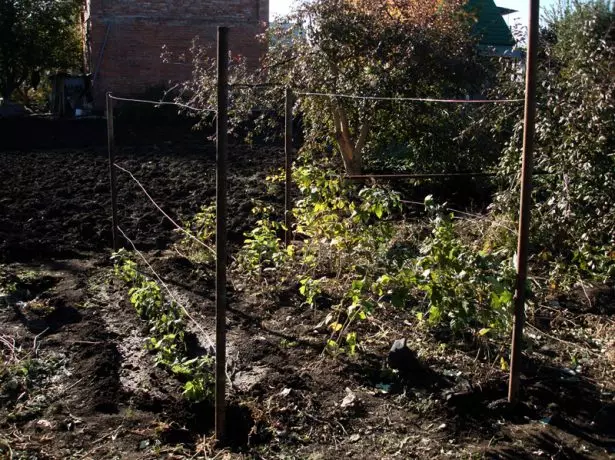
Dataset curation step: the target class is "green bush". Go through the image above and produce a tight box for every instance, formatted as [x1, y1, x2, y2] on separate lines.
[487, 1, 615, 279]
[226, 157, 516, 352]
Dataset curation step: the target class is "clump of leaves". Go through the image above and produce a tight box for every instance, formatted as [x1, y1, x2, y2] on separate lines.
[178, 203, 216, 263]
[413, 196, 515, 333]
[235, 203, 290, 277]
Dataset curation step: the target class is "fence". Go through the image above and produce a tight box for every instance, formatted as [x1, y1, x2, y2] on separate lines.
[106, 8, 539, 441]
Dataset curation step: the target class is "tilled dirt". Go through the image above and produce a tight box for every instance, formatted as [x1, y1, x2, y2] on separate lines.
[0, 124, 614, 459]
[0, 142, 282, 261]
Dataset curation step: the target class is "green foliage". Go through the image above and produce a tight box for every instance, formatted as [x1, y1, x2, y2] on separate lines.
[232, 159, 515, 352]
[173, 0, 492, 174]
[412, 197, 515, 332]
[236, 204, 289, 276]
[189, 204, 216, 243]
[278, 0, 490, 174]
[486, 0, 615, 280]
[292, 160, 400, 243]
[0, 0, 82, 101]
[0, 355, 63, 411]
[183, 376, 207, 402]
[298, 276, 322, 307]
[179, 203, 216, 262]
[231, 160, 403, 351]
[112, 249, 214, 402]
[363, 98, 504, 174]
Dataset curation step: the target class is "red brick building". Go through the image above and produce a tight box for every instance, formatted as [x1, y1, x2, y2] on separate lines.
[82, 0, 269, 108]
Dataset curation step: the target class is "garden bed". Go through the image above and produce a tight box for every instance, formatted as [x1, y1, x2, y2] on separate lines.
[0, 137, 613, 458]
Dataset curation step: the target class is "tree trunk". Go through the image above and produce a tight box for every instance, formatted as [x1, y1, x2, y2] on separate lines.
[331, 101, 370, 175]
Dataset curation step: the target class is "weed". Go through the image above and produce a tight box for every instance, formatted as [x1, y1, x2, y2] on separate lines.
[179, 204, 216, 263]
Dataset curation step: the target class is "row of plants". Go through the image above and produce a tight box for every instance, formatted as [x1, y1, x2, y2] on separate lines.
[112, 250, 213, 402]
[181, 155, 518, 355]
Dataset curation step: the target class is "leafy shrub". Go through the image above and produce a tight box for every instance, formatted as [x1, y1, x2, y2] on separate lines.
[487, 1, 615, 279]
[228, 156, 516, 352]
[413, 197, 515, 333]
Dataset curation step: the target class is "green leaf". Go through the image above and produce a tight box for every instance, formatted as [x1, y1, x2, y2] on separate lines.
[346, 332, 358, 355]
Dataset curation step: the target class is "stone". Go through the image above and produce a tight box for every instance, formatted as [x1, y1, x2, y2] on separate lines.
[387, 338, 422, 374]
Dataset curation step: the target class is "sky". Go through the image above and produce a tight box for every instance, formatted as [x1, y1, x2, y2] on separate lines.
[497, 0, 561, 28]
[269, 0, 562, 25]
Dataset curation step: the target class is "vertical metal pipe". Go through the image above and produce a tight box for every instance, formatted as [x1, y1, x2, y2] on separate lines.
[215, 26, 229, 443]
[106, 92, 118, 251]
[284, 87, 293, 246]
[508, 0, 539, 404]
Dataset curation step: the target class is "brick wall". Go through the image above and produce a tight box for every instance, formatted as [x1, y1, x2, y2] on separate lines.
[86, 0, 268, 108]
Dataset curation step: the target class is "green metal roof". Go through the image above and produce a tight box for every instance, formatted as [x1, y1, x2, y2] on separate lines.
[497, 7, 518, 16]
[466, 0, 516, 47]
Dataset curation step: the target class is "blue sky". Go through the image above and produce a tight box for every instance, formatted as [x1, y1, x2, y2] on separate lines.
[269, 0, 562, 25]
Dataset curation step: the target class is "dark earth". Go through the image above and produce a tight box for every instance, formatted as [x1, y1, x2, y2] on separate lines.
[0, 116, 614, 459]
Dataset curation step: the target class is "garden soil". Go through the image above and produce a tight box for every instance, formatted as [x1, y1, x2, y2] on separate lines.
[0, 119, 614, 459]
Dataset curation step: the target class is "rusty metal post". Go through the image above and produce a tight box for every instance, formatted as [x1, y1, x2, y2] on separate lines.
[106, 92, 118, 251]
[508, 0, 539, 405]
[215, 26, 229, 443]
[284, 87, 293, 246]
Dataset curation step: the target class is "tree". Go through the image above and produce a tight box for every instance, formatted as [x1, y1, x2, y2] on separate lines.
[174, 0, 489, 174]
[0, 0, 82, 103]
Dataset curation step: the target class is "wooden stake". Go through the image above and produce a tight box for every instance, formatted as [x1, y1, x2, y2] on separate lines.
[215, 26, 229, 443]
[284, 87, 294, 246]
[106, 92, 118, 251]
[508, 0, 539, 404]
